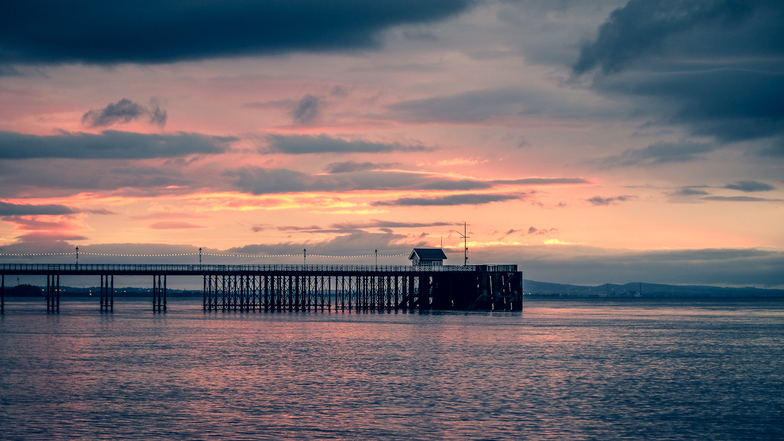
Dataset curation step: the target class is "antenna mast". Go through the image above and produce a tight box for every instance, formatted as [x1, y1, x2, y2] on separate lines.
[457, 222, 469, 266]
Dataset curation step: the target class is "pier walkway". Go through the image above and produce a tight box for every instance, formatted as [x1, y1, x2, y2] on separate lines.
[0, 263, 522, 312]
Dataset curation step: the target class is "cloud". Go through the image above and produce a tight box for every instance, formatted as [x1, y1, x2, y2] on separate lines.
[574, 0, 784, 147]
[527, 226, 557, 236]
[149, 221, 205, 229]
[492, 177, 588, 185]
[7, 232, 88, 244]
[598, 69, 784, 144]
[226, 166, 484, 194]
[672, 186, 710, 196]
[86, 208, 117, 215]
[277, 225, 322, 232]
[324, 161, 399, 174]
[0, 201, 78, 216]
[573, 0, 755, 75]
[4, 216, 76, 231]
[291, 95, 321, 124]
[229, 230, 422, 259]
[471, 245, 784, 288]
[227, 167, 327, 194]
[0, 130, 234, 159]
[330, 220, 456, 229]
[0, 161, 198, 198]
[724, 180, 774, 192]
[0, 1, 475, 65]
[82, 98, 167, 128]
[702, 196, 781, 202]
[587, 195, 634, 206]
[386, 87, 534, 123]
[228, 165, 586, 196]
[264, 134, 428, 154]
[373, 193, 520, 206]
[602, 141, 716, 166]
[385, 86, 626, 124]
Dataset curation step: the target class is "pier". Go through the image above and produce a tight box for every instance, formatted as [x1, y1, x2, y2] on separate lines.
[0, 263, 523, 312]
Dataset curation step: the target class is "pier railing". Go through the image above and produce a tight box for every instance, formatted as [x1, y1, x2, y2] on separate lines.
[0, 263, 516, 274]
[0, 262, 522, 312]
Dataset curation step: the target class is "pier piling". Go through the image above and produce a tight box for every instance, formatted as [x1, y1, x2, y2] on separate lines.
[1, 263, 521, 313]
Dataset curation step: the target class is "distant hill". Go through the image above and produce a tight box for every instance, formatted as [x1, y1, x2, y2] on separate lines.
[523, 280, 784, 298]
[4, 284, 44, 297]
[4, 282, 782, 299]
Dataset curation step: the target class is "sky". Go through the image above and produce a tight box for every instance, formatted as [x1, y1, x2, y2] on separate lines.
[0, 0, 782, 288]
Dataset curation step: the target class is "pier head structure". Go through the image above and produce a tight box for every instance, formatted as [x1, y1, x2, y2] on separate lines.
[0, 263, 522, 312]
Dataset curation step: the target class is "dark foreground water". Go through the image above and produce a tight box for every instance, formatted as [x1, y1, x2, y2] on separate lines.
[1, 298, 783, 440]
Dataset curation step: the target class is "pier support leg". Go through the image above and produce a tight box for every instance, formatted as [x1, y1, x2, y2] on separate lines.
[163, 275, 167, 312]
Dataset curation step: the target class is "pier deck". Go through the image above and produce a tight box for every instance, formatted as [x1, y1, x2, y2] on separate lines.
[0, 263, 523, 312]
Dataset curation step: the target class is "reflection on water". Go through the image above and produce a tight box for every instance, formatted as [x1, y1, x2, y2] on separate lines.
[1, 298, 783, 440]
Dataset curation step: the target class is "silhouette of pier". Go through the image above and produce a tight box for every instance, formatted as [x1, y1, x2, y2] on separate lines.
[0, 263, 523, 312]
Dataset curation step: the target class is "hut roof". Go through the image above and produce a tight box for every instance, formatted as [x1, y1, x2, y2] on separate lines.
[408, 248, 447, 261]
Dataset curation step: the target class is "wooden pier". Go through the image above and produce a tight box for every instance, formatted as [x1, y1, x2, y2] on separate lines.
[0, 264, 523, 312]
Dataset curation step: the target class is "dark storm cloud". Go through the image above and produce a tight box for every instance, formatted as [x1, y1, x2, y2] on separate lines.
[0, 201, 78, 216]
[598, 69, 784, 143]
[574, 0, 784, 147]
[373, 194, 519, 206]
[587, 195, 634, 206]
[82, 98, 167, 128]
[263, 134, 429, 154]
[0, 130, 233, 159]
[291, 95, 321, 125]
[0, 0, 475, 65]
[724, 181, 774, 192]
[573, 0, 755, 75]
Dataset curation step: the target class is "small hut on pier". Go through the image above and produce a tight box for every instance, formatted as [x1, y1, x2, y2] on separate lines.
[408, 248, 447, 266]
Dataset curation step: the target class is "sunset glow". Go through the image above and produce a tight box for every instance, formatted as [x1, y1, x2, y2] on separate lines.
[1, 1, 782, 287]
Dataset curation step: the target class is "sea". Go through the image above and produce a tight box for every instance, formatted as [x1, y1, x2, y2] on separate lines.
[1, 298, 782, 440]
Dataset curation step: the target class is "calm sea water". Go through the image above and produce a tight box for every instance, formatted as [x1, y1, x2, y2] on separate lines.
[1, 298, 782, 440]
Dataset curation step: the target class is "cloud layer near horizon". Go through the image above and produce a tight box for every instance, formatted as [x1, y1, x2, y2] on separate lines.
[0, 0, 782, 288]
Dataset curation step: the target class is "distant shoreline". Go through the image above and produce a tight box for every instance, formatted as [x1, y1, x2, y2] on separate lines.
[4, 280, 782, 300]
